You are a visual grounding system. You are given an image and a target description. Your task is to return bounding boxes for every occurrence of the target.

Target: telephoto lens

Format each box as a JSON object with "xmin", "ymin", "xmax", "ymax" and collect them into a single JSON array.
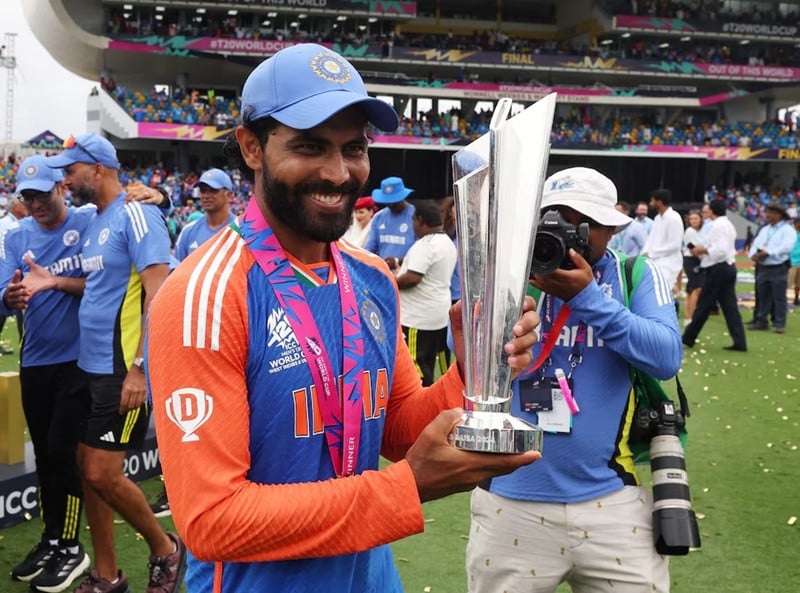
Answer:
[{"xmin": 648, "ymin": 402, "xmax": 701, "ymax": 555}]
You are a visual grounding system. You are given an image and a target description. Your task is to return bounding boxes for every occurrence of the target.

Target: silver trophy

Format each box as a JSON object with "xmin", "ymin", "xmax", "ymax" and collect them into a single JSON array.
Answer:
[{"xmin": 451, "ymin": 94, "xmax": 557, "ymax": 453}]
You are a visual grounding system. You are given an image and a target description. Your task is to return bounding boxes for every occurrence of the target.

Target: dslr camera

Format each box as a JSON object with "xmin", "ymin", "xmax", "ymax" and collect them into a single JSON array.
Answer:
[
  {"xmin": 530, "ymin": 210, "xmax": 592, "ymax": 276},
  {"xmin": 633, "ymin": 400, "xmax": 701, "ymax": 556}
]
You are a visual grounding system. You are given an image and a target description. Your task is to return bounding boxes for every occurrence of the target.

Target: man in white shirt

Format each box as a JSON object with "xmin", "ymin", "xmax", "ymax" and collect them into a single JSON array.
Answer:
[
  {"xmin": 682, "ymin": 200, "xmax": 747, "ymax": 351},
  {"xmin": 642, "ymin": 189, "xmax": 684, "ymax": 300},
  {"xmin": 395, "ymin": 199, "xmax": 457, "ymax": 386}
]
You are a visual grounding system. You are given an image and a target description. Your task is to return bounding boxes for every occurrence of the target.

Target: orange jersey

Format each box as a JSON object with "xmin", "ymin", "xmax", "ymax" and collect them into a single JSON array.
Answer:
[{"xmin": 147, "ymin": 226, "xmax": 464, "ymax": 592}]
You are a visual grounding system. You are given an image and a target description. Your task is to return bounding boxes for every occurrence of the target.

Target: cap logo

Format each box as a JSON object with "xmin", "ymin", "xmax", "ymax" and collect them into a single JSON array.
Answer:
[
  {"xmin": 550, "ymin": 177, "xmax": 575, "ymax": 192},
  {"xmin": 385, "ymin": 185, "xmax": 394, "ymax": 194},
  {"xmin": 24, "ymin": 164, "xmax": 38, "ymax": 178},
  {"xmin": 310, "ymin": 52, "xmax": 352, "ymax": 84}
]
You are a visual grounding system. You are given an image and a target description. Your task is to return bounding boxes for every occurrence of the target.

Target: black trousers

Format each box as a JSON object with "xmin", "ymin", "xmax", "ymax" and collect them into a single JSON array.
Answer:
[
  {"xmin": 402, "ymin": 326, "xmax": 450, "ymax": 386},
  {"xmin": 20, "ymin": 362, "xmax": 90, "ymax": 545},
  {"xmin": 683, "ymin": 262, "xmax": 747, "ymax": 349}
]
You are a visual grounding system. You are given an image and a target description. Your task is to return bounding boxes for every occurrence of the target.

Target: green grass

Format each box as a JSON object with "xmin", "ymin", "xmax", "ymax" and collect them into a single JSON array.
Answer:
[{"xmin": 2, "ymin": 286, "xmax": 800, "ymax": 592}]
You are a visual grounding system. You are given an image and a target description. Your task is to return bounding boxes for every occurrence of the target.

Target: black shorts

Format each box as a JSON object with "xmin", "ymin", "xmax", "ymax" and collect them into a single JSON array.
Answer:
[{"xmin": 82, "ymin": 373, "xmax": 149, "ymax": 451}]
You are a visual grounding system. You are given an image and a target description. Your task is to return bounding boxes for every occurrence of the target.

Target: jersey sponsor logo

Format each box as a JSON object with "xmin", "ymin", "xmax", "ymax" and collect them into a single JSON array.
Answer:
[
  {"xmin": 379, "ymin": 235, "xmax": 407, "ymax": 245},
  {"xmin": 165, "ymin": 387, "xmax": 214, "ymax": 442},
  {"xmin": 554, "ymin": 324, "xmax": 605, "ymax": 348},
  {"xmin": 80, "ymin": 254, "xmax": 105, "ymax": 272},
  {"xmin": 63, "ymin": 230, "xmax": 80, "ymax": 246},
  {"xmin": 266, "ymin": 307, "xmax": 305, "ymax": 374},
  {"xmin": 98, "ymin": 228, "xmax": 110, "ymax": 245},
  {"xmin": 99, "ymin": 431, "xmax": 115, "ymax": 443},
  {"xmin": 48, "ymin": 254, "xmax": 84, "ymax": 276}
]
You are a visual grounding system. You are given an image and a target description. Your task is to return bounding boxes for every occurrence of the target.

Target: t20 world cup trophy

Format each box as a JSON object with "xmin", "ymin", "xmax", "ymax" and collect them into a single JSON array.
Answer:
[{"xmin": 451, "ymin": 94, "xmax": 557, "ymax": 453}]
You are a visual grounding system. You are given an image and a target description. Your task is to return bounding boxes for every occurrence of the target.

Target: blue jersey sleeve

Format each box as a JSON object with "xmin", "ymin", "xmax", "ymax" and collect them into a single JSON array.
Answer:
[
  {"xmin": 0, "ymin": 227, "xmax": 21, "ymax": 316},
  {"xmin": 568, "ymin": 257, "xmax": 682, "ymax": 380},
  {"xmin": 123, "ymin": 202, "xmax": 172, "ymax": 271}
]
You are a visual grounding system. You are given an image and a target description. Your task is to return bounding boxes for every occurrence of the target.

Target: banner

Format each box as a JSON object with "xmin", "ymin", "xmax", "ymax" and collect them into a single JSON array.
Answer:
[
  {"xmin": 164, "ymin": 0, "xmax": 416, "ymax": 15},
  {"xmin": 0, "ymin": 434, "xmax": 162, "ymax": 529},
  {"xmin": 616, "ymin": 14, "xmax": 799, "ymax": 38},
  {"xmin": 109, "ymin": 37, "xmax": 800, "ymax": 82}
]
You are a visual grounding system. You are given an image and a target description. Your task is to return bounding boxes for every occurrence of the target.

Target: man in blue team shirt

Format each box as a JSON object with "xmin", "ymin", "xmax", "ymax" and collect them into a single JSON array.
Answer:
[
  {"xmin": 2, "ymin": 156, "xmax": 93, "ymax": 592},
  {"xmin": 2, "ymin": 156, "xmax": 170, "ymax": 593},
  {"xmin": 363, "ymin": 176, "xmax": 416, "ymax": 271},
  {"xmin": 45, "ymin": 133, "xmax": 186, "ymax": 593},
  {"xmin": 173, "ymin": 168, "xmax": 237, "ymax": 262},
  {"xmin": 466, "ymin": 167, "xmax": 682, "ymax": 593}
]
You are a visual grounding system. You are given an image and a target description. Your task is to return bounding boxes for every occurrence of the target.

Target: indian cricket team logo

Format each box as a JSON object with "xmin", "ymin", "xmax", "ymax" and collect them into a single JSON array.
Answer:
[
  {"xmin": 600, "ymin": 283, "xmax": 613, "ymax": 299},
  {"xmin": 63, "ymin": 230, "xmax": 80, "ymax": 246},
  {"xmin": 399, "ymin": 223, "xmax": 409, "ymax": 233},
  {"xmin": 23, "ymin": 164, "xmax": 38, "ymax": 178},
  {"xmin": 98, "ymin": 228, "xmax": 110, "ymax": 245},
  {"xmin": 361, "ymin": 300, "xmax": 385, "ymax": 343},
  {"xmin": 310, "ymin": 51, "xmax": 352, "ymax": 84},
  {"xmin": 165, "ymin": 388, "xmax": 214, "ymax": 442}
]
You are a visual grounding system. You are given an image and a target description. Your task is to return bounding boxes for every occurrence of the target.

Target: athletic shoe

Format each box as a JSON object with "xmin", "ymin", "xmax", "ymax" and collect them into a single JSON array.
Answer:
[
  {"xmin": 71, "ymin": 570, "xmax": 130, "ymax": 593},
  {"xmin": 30, "ymin": 544, "xmax": 91, "ymax": 593},
  {"xmin": 10, "ymin": 540, "xmax": 58, "ymax": 582},
  {"xmin": 146, "ymin": 533, "xmax": 187, "ymax": 593},
  {"xmin": 150, "ymin": 488, "xmax": 171, "ymax": 518}
]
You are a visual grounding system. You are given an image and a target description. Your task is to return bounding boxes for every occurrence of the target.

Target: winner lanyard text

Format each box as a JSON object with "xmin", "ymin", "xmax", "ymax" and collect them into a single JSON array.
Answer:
[{"xmin": 240, "ymin": 200, "xmax": 364, "ymax": 477}]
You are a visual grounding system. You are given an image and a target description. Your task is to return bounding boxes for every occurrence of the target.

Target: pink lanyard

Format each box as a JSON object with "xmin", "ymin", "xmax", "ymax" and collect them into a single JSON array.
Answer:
[{"xmin": 239, "ymin": 200, "xmax": 364, "ymax": 477}]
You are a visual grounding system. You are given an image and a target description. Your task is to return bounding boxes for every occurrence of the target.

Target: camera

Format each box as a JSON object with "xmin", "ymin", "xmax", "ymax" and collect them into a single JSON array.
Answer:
[
  {"xmin": 633, "ymin": 400, "xmax": 701, "ymax": 556},
  {"xmin": 530, "ymin": 210, "xmax": 592, "ymax": 276}
]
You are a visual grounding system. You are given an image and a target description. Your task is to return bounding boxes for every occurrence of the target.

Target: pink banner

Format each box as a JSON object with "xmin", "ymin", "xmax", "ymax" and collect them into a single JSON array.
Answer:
[{"xmin": 137, "ymin": 123, "xmax": 233, "ymax": 141}]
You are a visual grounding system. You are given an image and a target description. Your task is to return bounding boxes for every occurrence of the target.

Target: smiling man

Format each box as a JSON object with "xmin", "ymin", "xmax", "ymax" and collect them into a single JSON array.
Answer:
[{"xmin": 146, "ymin": 43, "xmax": 542, "ymax": 593}]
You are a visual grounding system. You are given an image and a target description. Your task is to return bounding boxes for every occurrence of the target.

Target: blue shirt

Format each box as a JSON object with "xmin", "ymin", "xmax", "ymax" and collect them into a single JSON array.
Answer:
[
  {"xmin": 173, "ymin": 213, "xmax": 237, "ymax": 262},
  {"xmin": 0, "ymin": 206, "xmax": 95, "ymax": 367},
  {"xmin": 79, "ymin": 194, "xmax": 171, "ymax": 374},
  {"xmin": 489, "ymin": 251, "xmax": 682, "ymax": 503},
  {"xmin": 363, "ymin": 203, "xmax": 416, "ymax": 260},
  {"xmin": 748, "ymin": 220, "xmax": 797, "ymax": 265},
  {"xmin": 790, "ymin": 230, "xmax": 800, "ymax": 266},
  {"xmin": 609, "ymin": 221, "xmax": 648, "ymax": 257}
]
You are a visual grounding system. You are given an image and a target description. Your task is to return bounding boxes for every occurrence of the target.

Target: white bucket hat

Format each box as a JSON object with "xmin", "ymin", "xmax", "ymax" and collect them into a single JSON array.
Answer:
[{"xmin": 541, "ymin": 167, "xmax": 632, "ymax": 232}]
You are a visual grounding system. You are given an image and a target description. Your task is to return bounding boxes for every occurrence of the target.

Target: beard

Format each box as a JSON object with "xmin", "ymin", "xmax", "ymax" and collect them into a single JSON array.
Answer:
[
  {"xmin": 68, "ymin": 182, "xmax": 97, "ymax": 207},
  {"xmin": 261, "ymin": 167, "xmax": 363, "ymax": 243}
]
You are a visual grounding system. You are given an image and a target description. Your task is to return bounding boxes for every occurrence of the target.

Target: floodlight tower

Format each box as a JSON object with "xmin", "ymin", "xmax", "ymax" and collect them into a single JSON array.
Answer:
[{"xmin": 0, "ymin": 33, "xmax": 17, "ymax": 144}]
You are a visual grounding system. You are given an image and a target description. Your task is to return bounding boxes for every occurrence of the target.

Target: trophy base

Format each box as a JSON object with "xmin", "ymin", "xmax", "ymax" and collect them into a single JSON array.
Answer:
[{"xmin": 453, "ymin": 411, "xmax": 543, "ymax": 453}]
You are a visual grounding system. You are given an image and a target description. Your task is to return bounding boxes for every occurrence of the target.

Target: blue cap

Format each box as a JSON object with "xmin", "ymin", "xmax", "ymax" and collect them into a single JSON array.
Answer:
[
  {"xmin": 195, "ymin": 168, "xmax": 233, "ymax": 190},
  {"xmin": 45, "ymin": 133, "xmax": 121, "ymax": 169},
  {"xmin": 371, "ymin": 176, "xmax": 413, "ymax": 204},
  {"xmin": 241, "ymin": 43, "xmax": 398, "ymax": 132},
  {"xmin": 16, "ymin": 155, "xmax": 64, "ymax": 193}
]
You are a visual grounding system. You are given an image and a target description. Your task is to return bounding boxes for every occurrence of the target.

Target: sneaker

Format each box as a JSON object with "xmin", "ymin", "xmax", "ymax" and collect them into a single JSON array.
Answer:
[
  {"xmin": 10, "ymin": 540, "xmax": 58, "ymax": 582},
  {"xmin": 150, "ymin": 488, "xmax": 171, "ymax": 518},
  {"xmin": 146, "ymin": 533, "xmax": 187, "ymax": 593},
  {"xmin": 71, "ymin": 570, "xmax": 130, "ymax": 593},
  {"xmin": 31, "ymin": 545, "xmax": 91, "ymax": 593}
]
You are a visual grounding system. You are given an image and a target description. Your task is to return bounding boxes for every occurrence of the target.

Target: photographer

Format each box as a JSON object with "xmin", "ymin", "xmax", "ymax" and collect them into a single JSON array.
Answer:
[{"xmin": 466, "ymin": 167, "xmax": 683, "ymax": 593}]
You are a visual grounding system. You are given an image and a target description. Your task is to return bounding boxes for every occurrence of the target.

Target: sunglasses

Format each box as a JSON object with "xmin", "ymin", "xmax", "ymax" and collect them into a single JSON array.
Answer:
[
  {"xmin": 19, "ymin": 189, "xmax": 53, "ymax": 205},
  {"xmin": 63, "ymin": 134, "xmax": 102, "ymax": 164}
]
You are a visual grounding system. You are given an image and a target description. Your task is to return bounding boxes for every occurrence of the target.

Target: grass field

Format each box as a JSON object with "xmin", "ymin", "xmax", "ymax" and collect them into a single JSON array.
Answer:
[{"xmin": 2, "ymin": 271, "xmax": 799, "ymax": 593}]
